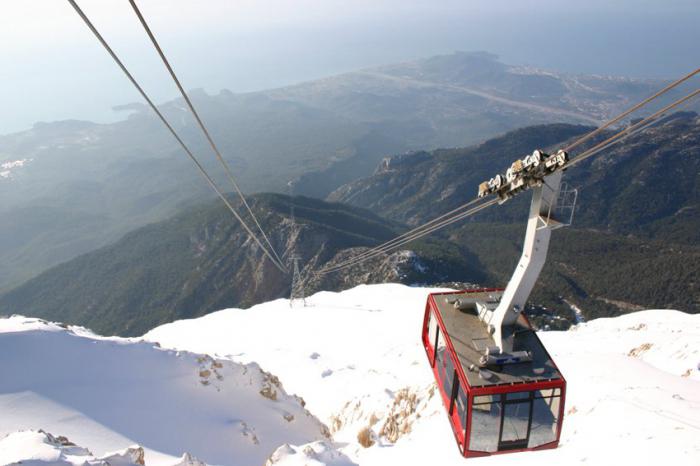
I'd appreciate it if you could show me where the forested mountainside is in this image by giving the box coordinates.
[3,114,697,333]
[328,113,700,318]
[0,195,479,336]
[0,52,664,292]
[328,123,592,224]
[329,112,700,243]
[452,224,699,320]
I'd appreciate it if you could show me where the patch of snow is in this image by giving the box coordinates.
[146,285,438,425]
[0,159,28,170]
[169,452,208,466]
[0,430,145,466]
[265,441,356,466]
[0,316,328,466]
[563,298,586,323]
[390,250,429,277]
[556,309,700,379]
[0,158,31,179]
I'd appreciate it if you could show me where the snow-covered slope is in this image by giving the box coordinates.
[3,284,698,465]
[0,430,147,466]
[0,317,328,465]
[145,284,700,466]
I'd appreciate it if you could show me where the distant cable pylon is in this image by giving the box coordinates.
[287,180,305,307]
[289,254,306,308]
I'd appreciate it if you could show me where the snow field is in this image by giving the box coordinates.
[147,284,700,466]
[0,317,328,465]
[2,284,698,465]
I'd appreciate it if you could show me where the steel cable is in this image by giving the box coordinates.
[326,197,483,267]
[317,198,497,275]
[563,67,700,153]
[567,88,700,169]
[66,0,288,273]
[127,0,286,269]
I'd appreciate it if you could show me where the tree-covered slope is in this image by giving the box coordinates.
[328,113,700,318]
[451,224,699,319]
[329,112,700,244]
[0,195,480,336]
[327,123,593,224]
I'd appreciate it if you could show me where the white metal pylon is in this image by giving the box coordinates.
[289,254,306,307]
[287,180,305,307]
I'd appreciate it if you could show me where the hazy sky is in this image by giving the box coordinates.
[1,0,699,135]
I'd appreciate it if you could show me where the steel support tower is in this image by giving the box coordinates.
[287,180,306,307]
[289,253,306,307]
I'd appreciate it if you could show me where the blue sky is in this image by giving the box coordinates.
[1,0,699,134]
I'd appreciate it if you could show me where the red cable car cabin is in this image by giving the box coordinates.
[419,158,574,457]
[421,288,566,458]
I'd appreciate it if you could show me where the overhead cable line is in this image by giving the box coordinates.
[317,198,497,275]
[567,87,700,169]
[127,0,285,269]
[325,198,482,268]
[317,80,700,276]
[563,67,700,153]
[66,0,288,273]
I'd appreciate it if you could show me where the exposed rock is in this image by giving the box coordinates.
[171,452,208,466]
[628,343,654,357]
[356,426,374,448]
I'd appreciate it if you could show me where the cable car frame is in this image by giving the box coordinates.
[422,288,566,457]
[422,164,571,457]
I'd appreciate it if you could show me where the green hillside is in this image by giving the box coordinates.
[0,195,478,336]
[329,113,700,318]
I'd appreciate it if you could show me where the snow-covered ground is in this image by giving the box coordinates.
[0,430,148,466]
[2,284,699,465]
[147,284,700,466]
[0,317,328,465]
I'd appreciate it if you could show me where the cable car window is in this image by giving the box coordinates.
[469,397,501,452]
[427,311,439,352]
[474,395,495,405]
[506,391,530,401]
[529,392,561,448]
[501,401,530,445]
[455,384,468,433]
[436,334,455,396]
[534,388,560,398]
[435,331,448,387]
[435,330,447,366]
[444,353,456,398]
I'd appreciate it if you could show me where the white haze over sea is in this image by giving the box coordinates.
[2,0,699,135]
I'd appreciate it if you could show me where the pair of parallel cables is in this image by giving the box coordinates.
[67,0,288,273]
[317,68,700,276]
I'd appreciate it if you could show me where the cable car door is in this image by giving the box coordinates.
[498,396,531,451]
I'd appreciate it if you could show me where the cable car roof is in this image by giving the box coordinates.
[431,290,563,388]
